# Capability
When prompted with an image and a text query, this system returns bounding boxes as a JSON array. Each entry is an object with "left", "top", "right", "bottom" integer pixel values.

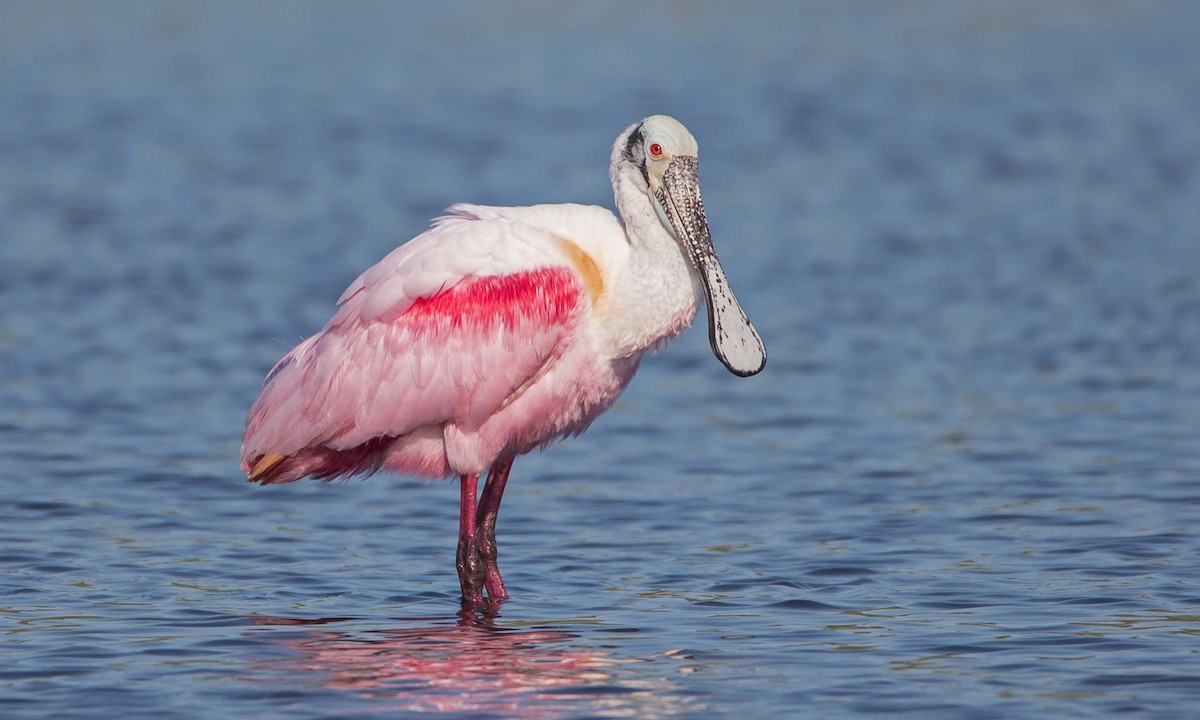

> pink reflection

[{"left": 248, "top": 612, "right": 685, "bottom": 718}]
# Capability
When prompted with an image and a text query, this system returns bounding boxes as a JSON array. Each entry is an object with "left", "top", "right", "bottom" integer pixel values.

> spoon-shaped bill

[
  {"left": 694, "top": 252, "right": 767, "bottom": 377},
  {"left": 656, "top": 157, "right": 767, "bottom": 377}
]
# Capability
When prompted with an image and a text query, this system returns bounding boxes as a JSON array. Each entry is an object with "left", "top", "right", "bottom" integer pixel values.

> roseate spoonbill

[{"left": 241, "top": 115, "right": 766, "bottom": 606}]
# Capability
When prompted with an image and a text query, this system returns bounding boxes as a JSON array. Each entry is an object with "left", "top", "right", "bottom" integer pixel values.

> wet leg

[
  {"left": 476, "top": 456, "right": 514, "bottom": 600},
  {"left": 456, "top": 474, "right": 484, "bottom": 607}
]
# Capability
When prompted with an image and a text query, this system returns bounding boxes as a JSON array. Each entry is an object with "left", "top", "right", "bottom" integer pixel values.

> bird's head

[{"left": 612, "top": 115, "right": 766, "bottom": 377}]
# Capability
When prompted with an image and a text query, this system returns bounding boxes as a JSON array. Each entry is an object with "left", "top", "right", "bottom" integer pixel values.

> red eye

[{"left": 648, "top": 142, "right": 664, "bottom": 158}]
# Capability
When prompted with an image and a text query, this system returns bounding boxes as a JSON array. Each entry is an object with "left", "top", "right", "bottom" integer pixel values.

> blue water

[{"left": 3, "top": 2, "right": 1200, "bottom": 718}]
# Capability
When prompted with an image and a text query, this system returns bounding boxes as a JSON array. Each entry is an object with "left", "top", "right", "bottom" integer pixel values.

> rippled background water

[{"left": 3, "top": 2, "right": 1200, "bottom": 718}]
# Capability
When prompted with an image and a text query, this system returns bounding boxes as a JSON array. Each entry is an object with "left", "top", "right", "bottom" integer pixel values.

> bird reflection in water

[{"left": 247, "top": 611, "right": 693, "bottom": 718}]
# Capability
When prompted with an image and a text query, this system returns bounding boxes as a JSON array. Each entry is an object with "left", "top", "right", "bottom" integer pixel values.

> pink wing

[{"left": 242, "top": 215, "right": 587, "bottom": 484}]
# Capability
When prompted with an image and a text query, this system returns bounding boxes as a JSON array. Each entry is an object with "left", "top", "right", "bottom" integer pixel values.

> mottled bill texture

[{"left": 657, "top": 156, "right": 767, "bottom": 377}]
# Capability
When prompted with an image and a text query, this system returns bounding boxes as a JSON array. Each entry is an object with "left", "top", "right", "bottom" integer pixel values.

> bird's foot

[
  {"left": 476, "top": 524, "right": 509, "bottom": 601},
  {"left": 456, "top": 535, "right": 485, "bottom": 607},
  {"left": 476, "top": 512, "right": 509, "bottom": 600},
  {"left": 483, "top": 566, "right": 508, "bottom": 600}
]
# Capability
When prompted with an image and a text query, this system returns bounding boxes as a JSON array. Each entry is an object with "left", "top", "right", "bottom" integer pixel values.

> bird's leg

[
  {"left": 476, "top": 456, "right": 514, "bottom": 600},
  {"left": 456, "top": 474, "right": 485, "bottom": 607}
]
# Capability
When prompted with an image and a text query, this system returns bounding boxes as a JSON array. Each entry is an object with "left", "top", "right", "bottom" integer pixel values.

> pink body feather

[{"left": 241, "top": 211, "right": 643, "bottom": 484}]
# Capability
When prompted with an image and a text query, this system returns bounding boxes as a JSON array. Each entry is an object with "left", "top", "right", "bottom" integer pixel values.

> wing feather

[{"left": 242, "top": 210, "right": 589, "bottom": 473}]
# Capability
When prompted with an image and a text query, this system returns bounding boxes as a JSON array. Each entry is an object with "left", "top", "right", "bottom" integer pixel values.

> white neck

[{"left": 603, "top": 160, "right": 702, "bottom": 358}]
